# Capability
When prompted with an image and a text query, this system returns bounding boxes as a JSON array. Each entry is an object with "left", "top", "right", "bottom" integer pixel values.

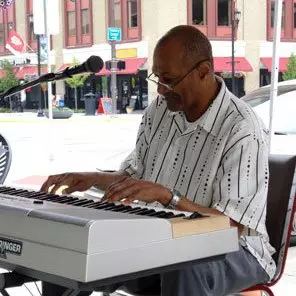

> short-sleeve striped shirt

[{"left": 119, "top": 77, "right": 276, "bottom": 279}]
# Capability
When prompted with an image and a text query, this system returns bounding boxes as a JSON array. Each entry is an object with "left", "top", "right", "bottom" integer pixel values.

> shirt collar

[{"left": 168, "top": 76, "right": 232, "bottom": 137}]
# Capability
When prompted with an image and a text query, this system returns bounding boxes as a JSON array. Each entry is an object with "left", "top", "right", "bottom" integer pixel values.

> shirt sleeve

[
  {"left": 212, "top": 123, "right": 269, "bottom": 236},
  {"left": 119, "top": 99, "right": 157, "bottom": 179}
]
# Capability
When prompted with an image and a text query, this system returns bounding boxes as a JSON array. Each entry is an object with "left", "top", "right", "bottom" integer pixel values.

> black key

[
  {"left": 12, "top": 189, "right": 29, "bottom": 195},
  {"left": 99, "top": 203, "right": 118, "bottom": 210},
  {"left": 109, "top": 204, "right": 129, "bottom": 212},
  {"left": 147, "top": 211, "right": 167, "bottom": 217},
  {"left": 15, "top": 191, "right": 36, "bottom": 198},
  {"left": 127, "top": 208, "right": 149, "bottom": 215},
  {"left": 83, "top": 201, "right": 98, "bottom": 208},
  {"left": 187, "top": 212, "right": 204, "bottom": 219},
  {"left": 121, "top": 206, "right": 142, "bottom": 213},
  {"left": 162, "top": 212, "right": 175, "bottom": 219},
  {"left": 38, "top": 194, "right": 61, "bottom": 201},
  {"left": 63, "top": 198, "right": 80, "bottom": 205},
  {"left": 80, "top": 200, "right": 96, "bottom": 207},
  {"left": 137, "top": 209, "right": 156, "bottom": 216},
  {"left": 0, "top": 187, "right": 13, "bottom": 193},
  {"left": 172, "top": 213, "right": 186, "bottom": 218},
  {"left": 30, "top": 193, "right": 50, "bottom": 199},
  {"left": 0, "top": 188, "right": 21, "bottom": 194},
  {"left": 93, "top": 202, "right": 115, "bottom": 209},
  {"left": 85, "top": 201, "right": 104, "bottom": 208},
  {"left": 17, "top": 191, "right": 45, "bottom": 198},
  {"left": 57, "top": 197, "right": 77, "bottom": 204},
  {"left": 66, "top": 199, "right": 88, "bottom": 206}
]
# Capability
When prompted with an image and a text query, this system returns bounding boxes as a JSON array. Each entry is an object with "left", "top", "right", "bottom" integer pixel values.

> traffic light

[{"left": 117, "top": 60, "right": 126, "bottom": 70}]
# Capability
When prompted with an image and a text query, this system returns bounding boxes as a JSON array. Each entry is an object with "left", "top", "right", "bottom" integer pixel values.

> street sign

[{"left": 107, "top": 27, "right": 121, "bottom": 41}]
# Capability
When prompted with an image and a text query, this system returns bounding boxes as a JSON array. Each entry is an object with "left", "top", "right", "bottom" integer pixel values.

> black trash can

[{"left": 84, "top": 92, "right": 97, "bottom": 116}]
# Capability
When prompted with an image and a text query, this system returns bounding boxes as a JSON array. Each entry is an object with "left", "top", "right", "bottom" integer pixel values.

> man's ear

[{"left": 198, "top": 61, "right": 212, "bottom": 80}]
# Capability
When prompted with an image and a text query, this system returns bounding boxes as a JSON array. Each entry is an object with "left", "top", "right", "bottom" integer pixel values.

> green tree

[
  {"left": 0, "top": 60, "right": 19, "bottom": 93},
  {"left": 283, "top": 53, "right": 296, "bottom": 81},
  {"left": 65, "top": 57, "right": 89, "bottom": 110}
]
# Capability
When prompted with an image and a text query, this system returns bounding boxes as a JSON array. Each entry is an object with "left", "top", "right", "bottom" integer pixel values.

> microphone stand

[{"left": 0, "top": 71, "right": 69, "bottom": 99}]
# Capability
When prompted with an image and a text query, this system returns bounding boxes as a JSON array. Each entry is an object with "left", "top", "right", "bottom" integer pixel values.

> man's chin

[{"left": 166, "top": 102, "right": 182, "bottom": 112}]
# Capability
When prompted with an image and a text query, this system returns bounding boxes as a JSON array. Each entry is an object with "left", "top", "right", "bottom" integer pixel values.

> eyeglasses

[{"left": 146, "top": 58, "right": 209, "bottom": 91}]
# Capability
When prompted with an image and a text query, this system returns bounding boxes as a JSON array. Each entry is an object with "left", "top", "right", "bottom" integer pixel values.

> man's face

[{"left": 152, "top": 40, "right": 202, "bottom": 112}]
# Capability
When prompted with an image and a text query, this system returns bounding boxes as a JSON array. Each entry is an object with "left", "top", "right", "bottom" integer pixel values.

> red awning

[
  {"left": 260, "top": 57, "right": 289, "bottom": 72},
  {"left": 16, "top": 65, "right": 47, "bottom": 80},
  {"left": 98, "top": 58, "right": 147, "bottom": 76},
  {"left": 57, "top": 64, "right": 71, "bottom": 71},
  {"left": 214, "top": 57, "right": 253, "bottom": 72}
]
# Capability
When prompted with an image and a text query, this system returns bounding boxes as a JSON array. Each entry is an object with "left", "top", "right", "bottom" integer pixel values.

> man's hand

[
  {"left": 40, "top": 172, "right": 98, "bottom": 195},
  {"left": 103, "top": 176, "right": 172, "bottom": 206}
]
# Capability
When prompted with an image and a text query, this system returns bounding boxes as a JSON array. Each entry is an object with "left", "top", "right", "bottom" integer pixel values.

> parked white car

[{"left": 241, "top": 80, "right": 296, "bottom": 238}]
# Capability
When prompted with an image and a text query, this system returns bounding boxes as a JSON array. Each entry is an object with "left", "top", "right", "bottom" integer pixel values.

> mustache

[{"left": 163, "top": 91, "right": 181, "bottom": 100}]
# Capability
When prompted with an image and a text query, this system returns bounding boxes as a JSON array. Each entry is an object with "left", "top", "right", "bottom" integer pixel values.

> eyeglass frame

[{"left": 146, "top": 58, "right": 210, "bottom": 92}]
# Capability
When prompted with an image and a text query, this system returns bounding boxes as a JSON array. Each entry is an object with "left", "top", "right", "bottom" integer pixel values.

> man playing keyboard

[{"left": 41, "top": 25, "right": 274, "bottom": 296}]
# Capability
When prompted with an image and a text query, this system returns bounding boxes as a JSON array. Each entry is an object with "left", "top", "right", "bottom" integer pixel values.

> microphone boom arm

[{"left": 0, "top": 70, "right": 74, "bottom": 99}]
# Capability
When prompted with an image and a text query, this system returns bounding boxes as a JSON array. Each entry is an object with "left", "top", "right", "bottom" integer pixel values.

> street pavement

[{"left": 0, "top": 111, "right": 295, "bottom": 296}]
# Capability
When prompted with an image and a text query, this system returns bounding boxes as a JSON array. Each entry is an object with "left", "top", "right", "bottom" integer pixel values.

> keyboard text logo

[{"left": 0, "top": 237, "right": 23, "bottom": 259}]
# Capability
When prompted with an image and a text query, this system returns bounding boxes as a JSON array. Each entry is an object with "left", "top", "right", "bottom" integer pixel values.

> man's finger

[
  {"left": 106, "top": 176, "right": 129, "bottom": 192},
  {"left": 49, "top": 183, "right": 64, "bottom": 195},
  {"left": 40, "top": 174, "right": 64, "bottom": 193},
  {"left": 62, "top": 183, "right": 84, "bottom": 195},
  {"left": 108, "top": 183, "right": 140, "bottom": 202}
]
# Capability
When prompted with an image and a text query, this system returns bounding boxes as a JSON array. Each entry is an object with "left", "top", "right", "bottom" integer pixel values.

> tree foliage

[
  {"left": 283, "top": 53, "right": 296, "bottom": 81},
  {"left": 65, "top": 57, "right": 89, "bottom": 89},
  {"left": 0, "top": 60, "right": 19, "bottom": 93}
]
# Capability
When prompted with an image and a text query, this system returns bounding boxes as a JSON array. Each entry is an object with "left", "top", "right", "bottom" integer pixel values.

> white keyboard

[{"left": 0, "top": 186, "right": 239, "bottom": 283}]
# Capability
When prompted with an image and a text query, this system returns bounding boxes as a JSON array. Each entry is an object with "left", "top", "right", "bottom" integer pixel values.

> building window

[
  {"left": 217, "top": 0, "right": 231, "bottom": 26},
  {"left": 81, "top": 9, "right": 90, "bottom": 34},
  {"left": 271, "top": 1, "right": 285, "bottom": 28},
  {"left": 67, "top": 11, "right": 76, "bottom": 36},
  {"left": 188, "top": 0, "right": 233, "bottom": 39},
  {"left": 192, "top": 0, "right": 207, "bottom": 25},
  {"left": 294, "top": 3, "right": 296, "bottom": 28},
  {"left": 127, "top": 0, "right": 138, "bottom": 28},
  {"left": 65, "top": 0, "right": 93, "bottom": 47},
  {"left": 114, "top": 1, "right": 122, "bottom": 28},
  {"left": 0, "top": 23, "right": 3, "bottom": 46},
  {"left": 109, "top": 0, "right": 141, "bottom": 41},
  {"left": 268, "top": 0, "right": 296, "bottom": 41},
  {"left": 26, "top": 1, "right": 37, "bottom": 50},
  {"left": 0, "top": 1, "right": 15, "bottom": 53},
  {"left": 28, "top": 14, "right": 36, "bottom": 42}
]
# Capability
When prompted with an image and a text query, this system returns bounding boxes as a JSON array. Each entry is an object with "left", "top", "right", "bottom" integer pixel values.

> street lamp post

[{"left": 231, "top": 8, "right": 241, "bottom": 96}]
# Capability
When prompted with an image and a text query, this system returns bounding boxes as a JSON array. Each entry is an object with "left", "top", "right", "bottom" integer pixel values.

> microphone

[
  {"left": 0, "top": 56, "right": 104, "bottom": 99},
  {"left": 54, "top": 55, "right": 104, "bottom": 81}
]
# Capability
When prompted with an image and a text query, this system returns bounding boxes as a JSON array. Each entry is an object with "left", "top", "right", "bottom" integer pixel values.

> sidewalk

[{"left": 0, "top": 111, "right": 144, "bottom": 123}]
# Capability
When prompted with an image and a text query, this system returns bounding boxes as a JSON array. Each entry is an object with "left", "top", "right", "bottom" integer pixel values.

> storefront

[
  {"left": 259, "top": 57, "right": 287, "bottom": 87},
  {"left": 213, "top": 57, "right": 253, "bottom": 97}
]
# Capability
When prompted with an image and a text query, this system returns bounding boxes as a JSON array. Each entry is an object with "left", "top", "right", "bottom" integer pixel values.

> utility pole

[
  {"left": 110, "top": 0, "right": 117, "bottom": 114},
  {"left": 43, "top": 0, "right": 53, "bottom": 120},
  {"left": 36, "top": 34, "right": 44, "bottom": 117},
  {"left": 231, "top": 2, "right": 235, "bottom": 96}
]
